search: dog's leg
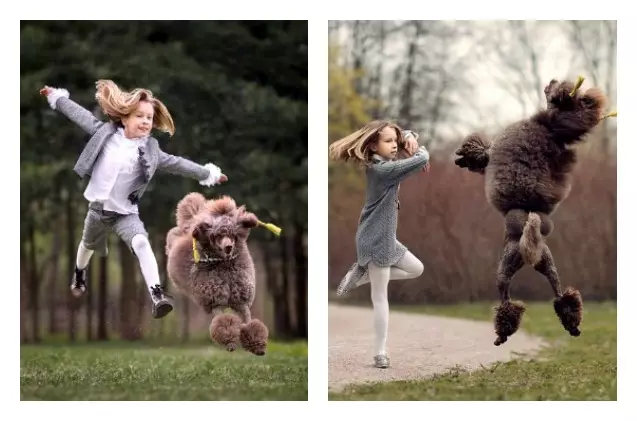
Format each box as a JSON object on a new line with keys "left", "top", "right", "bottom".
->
{"left": 235, "top": 304, "right": 269, "bottom": 356}
{"left": 496, "top": 239, "right": 524, "bottom": 303}
{"left": 232, "top": 304, "right": 252, "bottom": 323}
{"left": 201, "top": 299, "right": 215, "bottom": 315}
{"left": 209, "top": 310, "right": 242, "bottom": 352}
{"left": 533, "top": 243, "right": 583, "bottom": 337}
{"left": 493, "top": 238, "right": 526, "bottom": 346}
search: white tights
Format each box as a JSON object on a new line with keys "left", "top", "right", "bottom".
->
{"left": 75, "top": 234, "right": 160, "bottom": 291}
{"left": 368, "top": 251, "right": 424, "bottom": 356}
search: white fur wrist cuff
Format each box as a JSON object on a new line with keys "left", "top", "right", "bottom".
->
{"left": 199, "top": 163, "right": 222, "bottom": 186}
{"left": 47, "top": 88, "right": 70, "bottom": 110}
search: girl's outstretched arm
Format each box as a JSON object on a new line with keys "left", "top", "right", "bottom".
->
{"left": 158, "top": 151, "right": 226, "bottom": 187}
{"left": 40, "top": 86, "right": 105, "bottom": 136}
{"left": 372, "top": 146, "right": 430, "bottom": 185}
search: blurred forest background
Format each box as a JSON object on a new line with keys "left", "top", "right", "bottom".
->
{"left": 328, "top": 20, "right": 616, "bottom": 304}
{"left": 21, "top": 21, "right": 308, "bottom": 344}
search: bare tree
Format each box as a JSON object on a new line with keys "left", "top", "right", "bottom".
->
{"left": 473, "top": 21, "right": 554, "bottom": 117}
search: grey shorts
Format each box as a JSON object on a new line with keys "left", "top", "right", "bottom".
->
{"left": 81, "top": 202, "right": 148, "bottom": 256}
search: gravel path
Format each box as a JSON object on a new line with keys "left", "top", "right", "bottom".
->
{"left": 328, "top": 303, "right": 546, "bottom": 392}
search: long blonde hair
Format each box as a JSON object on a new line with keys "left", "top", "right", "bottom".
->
{"left": 328, "top": 120, "right": 406, "bottom": 165}
{"left": 95, "top": 79, "right": 175, "bottom": 136}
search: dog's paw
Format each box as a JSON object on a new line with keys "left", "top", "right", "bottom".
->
{"left": 545, "top": 80, "right": 577, "bottom": 110}
{"left": 210, "top": 313, "right": 242, "bottom": 348}
{"left": 239, "top": 212, "right": 259, "bottom": 229}
{"left": 553, "top": 287, "right": 583, "bottom": 336}
{"left": 493, "top": 300, "right": 526, "bottom": 344}
{"left": 494, "top": 336, "right": 508, "bottom": 346}
{"left": 240, "top": 319, "right": 269, "bottom": 356}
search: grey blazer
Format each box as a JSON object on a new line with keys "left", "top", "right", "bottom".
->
{"left": 55, "top": 97, "right": 212, "bottom": 204}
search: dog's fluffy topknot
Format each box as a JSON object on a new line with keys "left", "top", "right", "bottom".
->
{"left": 206, "top": 195, "right": 237, "bottom": 216}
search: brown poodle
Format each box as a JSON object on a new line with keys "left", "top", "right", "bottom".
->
{"left": 454, "top": 78, "right": 611, "bottom": 346}
{"left": 165, "top": 192, "right": 269, "bottom": 355}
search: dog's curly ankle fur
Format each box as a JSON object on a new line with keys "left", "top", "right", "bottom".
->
{"left": 553, "top": 287, "right": 583, "bottom": 336}
{"left": 494, "top": 300, "right": 526, "bottom": 346}
{"left": 210, "top": 313, "right": 242, "bottom": 351}
{"left": 166, "top": 192, "right": 269, "bottom": 355}
{"left": 240, "top": 319, "right": 269, "bottom": 355}
{"left": 455, "top": 78, "right": 607, "bottom": 344}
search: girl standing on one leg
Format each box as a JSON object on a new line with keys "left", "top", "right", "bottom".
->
{"left": 40, "top": 80, "right": 226, "bottom": 319}
{"left": 328, "top": 120, "right": 430, "bottom": 368}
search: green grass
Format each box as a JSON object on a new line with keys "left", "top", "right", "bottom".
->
{"left": 21, "top": 340, "right": 307, "bottom": 401}
{"left": 329, "top": 301, "right": 616, "bottom": 401}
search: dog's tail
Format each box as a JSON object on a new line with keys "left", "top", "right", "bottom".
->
{"left": 519, "top": 212, "right": 543, "bottom": 266}
{"left": 176, "top": 192, "right": 207, "bottom": 231}
{"left": 454, "top": 133, "right": 491, "bottom": 174}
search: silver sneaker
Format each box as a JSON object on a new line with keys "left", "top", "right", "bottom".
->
{"left": 336, "top": 264, "right": 365, "bottom": 296}
{"left": 374, "top": 354, "right": 390, "bottom": 369}
{"left": 355, "top": 271, "right": 370, "bottom": 287}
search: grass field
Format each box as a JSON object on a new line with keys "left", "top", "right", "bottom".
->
{"left": 21, "top": 340, "right": 307, "bottom": 401}
{"left": 329, "top": 301, "right": 616, "bottom": 401}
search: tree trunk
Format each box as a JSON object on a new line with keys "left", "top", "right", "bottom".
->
{"left": 48, "top": 225, "right": 62, "bottom": 335}
{"left": 180, "top": 295, "right": 190, "bottom": 343}
{"left": 21, "top": 245, "right": 29, "bottom": 344}
{"left": 372, "top": 21, "right": 386, "bottom": 119}
{"left": 279, "top": 225, "right": 294, "bottom": 331}
{"left": 97, "top": 255, "right": 109, "bottom": 341}
{"left": 86, "top": 260, "right": 94, "bottom": 341}
{"left": 399, "top": 21, "right": 421, "bottom": 128}
{"left": 66, "top": 190, "right": 78, "bottom": 342}
{"left": 158, "top": 233, "right": 168, "bottom": 338}
{"left": 28, "top": 224, "right": 40, "bottom": 343}
{"left": 264, "top": 241, "right": 291, "bottom": 338}
{"left": 351, "top": 20, "right": 364, "bottom": 94}
{"left": 603, "top": 20, "right": 616, "bottom": 154}
{"left": 293, "top": 222, "right": 307, "bottom": 339}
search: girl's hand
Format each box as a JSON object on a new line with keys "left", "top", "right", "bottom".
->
{"left": 218, "top": 174, "right": 228, "bottom": 184}
{"left": 40, "top": 86, "right": 70, "bottom": 111}
{"left": 404, "top": 131, "right": 419, "bottom": 156}
{"left": 422, "top": 162, "right": 430, "bottom": 173}
{"left": 39, "top": 86, "right": 54, "bottom": 97}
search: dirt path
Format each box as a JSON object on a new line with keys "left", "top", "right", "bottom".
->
{"left": 328, "top": 303, "right": 546, "bottom": 392}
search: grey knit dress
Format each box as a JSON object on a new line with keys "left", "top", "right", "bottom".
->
{"left": 337, "top": 146, "right": 430, "bottom": 294}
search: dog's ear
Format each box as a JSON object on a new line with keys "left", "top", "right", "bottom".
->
{"left": 238, "top": 211, "right": 258, "bottom": 229}
{"left": 544, "top": 79, "right": 558, "bottom": 96}
{"left": 192, "top": 222, "right": 212, "bottom": 243}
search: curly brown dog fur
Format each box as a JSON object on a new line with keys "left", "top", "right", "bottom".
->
{"left": 210, "top": 313, "right": 242, "bottom": 351}
{"left": 455, "top": 79, "right": 607, "bottom": 345}
{"left": 554, "top": 287, "right": 583, "bottom": 336}
{"left": 493, "top": 300, "right": 526, "bottom": 346}
{"left": 166, "top": 192, "right": 269, "bottom": 355}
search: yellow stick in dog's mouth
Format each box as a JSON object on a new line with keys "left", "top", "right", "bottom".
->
{"left": 569, "top": 75, "right": 585, "bottom": 97}
{"left": 192, "top": 238, "right": 201, "bottom": 263}
{"left": 258, "top": 220, "right": 282, "bottom": 236}
{"left": 600, "top": 110, "right": 617, "bottom": 121}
